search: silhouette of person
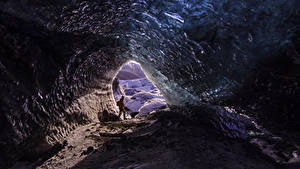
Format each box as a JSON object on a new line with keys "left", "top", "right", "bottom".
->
{"left": 117, "top": 95, "right": 126, "bottom": 120}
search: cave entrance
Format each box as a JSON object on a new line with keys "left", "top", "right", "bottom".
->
{"left": 112, "top": 61, "right": 167, "bottom": 119}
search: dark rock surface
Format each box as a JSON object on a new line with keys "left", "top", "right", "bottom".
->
{"left": 36, "top": 109, "right": 276, "bottom": 169}
{"left": 98, "top": 110, "right": 119, "bottom": 123}
{"left": 82, "top": 146, "right": 94, "bottom": 155}
{"left": 0, "top": 0, "right": 299, "bottom": 168}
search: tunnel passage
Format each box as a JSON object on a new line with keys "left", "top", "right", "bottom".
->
{"left": 113, "top": 61, "right": 167, "bottom": 119}
{"left": 0, "top": 0, "right": 300, "bottom": 168}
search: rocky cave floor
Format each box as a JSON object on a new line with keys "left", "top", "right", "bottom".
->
{"left": 13, "top": 109, "right": 299, "bottom": 169}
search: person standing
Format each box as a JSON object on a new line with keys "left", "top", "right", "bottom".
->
{"left": 117, "top": 95, "right": 126, "bottom": 120}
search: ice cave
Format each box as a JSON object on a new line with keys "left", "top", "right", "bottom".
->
{"left": 113, "top": 61, "right": 167, "bottom": 119}
{"left": 0, "top": 0, "right": 300, "bottom": 169}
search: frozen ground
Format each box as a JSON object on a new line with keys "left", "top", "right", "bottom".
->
{"left": 25, "top": 110, "right": 290, "bottom": 169}
{"left": 11, "top": 108, "right": 300, "bottom": 169}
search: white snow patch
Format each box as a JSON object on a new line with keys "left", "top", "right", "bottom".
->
{"left": 137, "top": 99, "right": 167, "bottom": 117}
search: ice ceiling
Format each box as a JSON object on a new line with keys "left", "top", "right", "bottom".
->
{"left": 0, "top": 0, "right": 299, "bottom": 167}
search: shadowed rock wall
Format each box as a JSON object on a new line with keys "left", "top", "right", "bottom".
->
{"left": 0, "top": 0, "right": 299, "bottom": 167}
{"left": 0, "top": 3, "right": 130, "bottom": 165}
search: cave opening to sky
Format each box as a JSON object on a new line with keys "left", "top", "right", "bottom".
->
{"left": 112, "top": 61, "right": 167, "bottom": 119}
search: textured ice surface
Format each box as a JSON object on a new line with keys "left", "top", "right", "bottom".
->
{"left": 117, "top": 83, "right": 166, "bottom": 115}
{"left": 94, "top": 0, "right": 296, "bottom": 108}
{"left": 137, "top": 99, "right": 167, "bottom": 117}
{"left": 117, "top": 61, "right": 146, "bottom": 80}
{"left": 120, "top": 78, "right": 155, "bottom": 92}
{"left": 0, "top": 0, "right": 299, "bottom": 166}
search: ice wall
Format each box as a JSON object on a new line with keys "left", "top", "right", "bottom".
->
{"left": 0, "top": 0, "right": 299, "bottom": 167}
